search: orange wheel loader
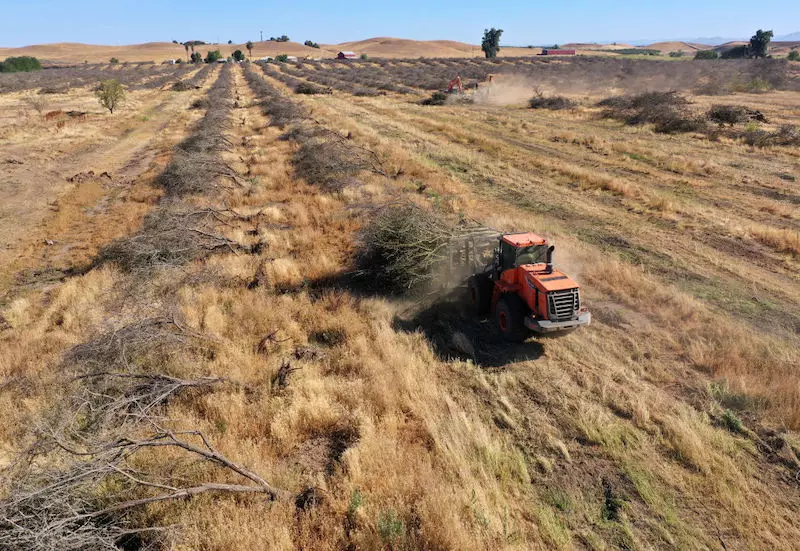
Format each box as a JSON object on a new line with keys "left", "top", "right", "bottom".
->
{"left": 447, "top": 230, "right": 590, "bottom": 342}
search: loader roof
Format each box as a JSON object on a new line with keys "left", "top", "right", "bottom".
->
{"left": 502, "top": 232, "right": 548, "bottom": 247}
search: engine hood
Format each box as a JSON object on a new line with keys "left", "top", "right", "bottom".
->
{"left": 521, "top": 264, "right": 580, "bottom": 291}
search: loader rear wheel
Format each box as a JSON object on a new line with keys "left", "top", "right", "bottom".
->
{"left": 467, "top": 275, "right": 493, "bottom": 316}
{"left": 495, "top": 294, "right": 530, "bottom": 343}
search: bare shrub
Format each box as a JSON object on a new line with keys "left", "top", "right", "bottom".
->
{"left": 64, "top": 316, "right": 208, "bottom": 374}
{"left": 742, "top": 124, "right": 800, "bottom": 147}
{"left": 599, "top": 91, "right": 706, "bottom": 134}
{"left": 171, "top": 80, "right": 191, "bottom": 91}
{"left": 190, "top": 97, "right": 209, "bottom": 110}
{"left": 0, "top": 326, "right": 287, "bottom": 551}
{"left": 291, "top": 124, "right": 387, "bottom": 191}
{"left": 597, "top": 91, "right": 689, "bottom": 111}
{"left": 37, "top": 86, "right": 64, "bottom": 95}
{"left": 353, "top": 87, "right": 381, "bottom": 97}
{"left": 245, "top": 64, "right": 308, "bottom": 127}
{"left": 357, "top": 202, "right": 456, "bottom": 293}
{"left": 96, "top": 206, "right": 244, "bottom": 273}
{"left": 529, "top": 94, "right": 576, "bottom": 110}
{"left": 21, "top": 93, "right": 48, "bottom": 115}
{"left": 421, "top": 91, "right": 448, "bottom": 105}
{"left": 264, "top": 96, "right": 308, "bottom": 127}
{"left": 0, "top": 308, "right": 291, "bottom": 551}
{"left": 158, "top": 150, "right": 241, "bottom": 196}
{"left": 707, "top": 104, "right": 767, "bottom": 126}
{"left": 295, "top": 82, "right": 332, "bottom": 95}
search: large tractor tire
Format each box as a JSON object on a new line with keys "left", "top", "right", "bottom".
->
{"left": 467, "top": 275, "right": 493, "bottom": 316}
{"left": 495, "top": 294, "right": 530, "bottom": 343}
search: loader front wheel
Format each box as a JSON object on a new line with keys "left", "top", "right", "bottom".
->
{"left": 468, "top": 275, "right": 493, "bottom": 316}
{"left": 495, "top": 295, "right": 529, "bottom": 343}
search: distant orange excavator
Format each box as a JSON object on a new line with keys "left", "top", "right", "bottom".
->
{"left": 447, "top": 75, "right": 464, "bottom": 94}
{"left": 446, "top": 74, "right": 503, "bottom": 96}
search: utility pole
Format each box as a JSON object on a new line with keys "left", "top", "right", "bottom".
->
{"left": 260, "top": 30, "right": 263, "bottom": 42}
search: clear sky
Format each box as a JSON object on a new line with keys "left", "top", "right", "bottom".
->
{"left": 1, "top": 0, "right": 797, "bottom": 47}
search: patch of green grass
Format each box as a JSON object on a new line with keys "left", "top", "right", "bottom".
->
{"left": 622, "top": 463, "right": 698, "bottom": 548}
{"left": 469, "top": 489, "right": 491, "bottom": 529}
{"left": 544, "top": 487, "right": 574, "bottom": 512}
{"left": 535, "top": 505, "right": 572, "bottom": 548}
{"left": 377, "top": 509, "right": 405, "bottom": 547}
{"left": 720, "top": 409, "right": 745, "bottom": 434}
{"left": 475, "top": 444, "right": 531, "bottom": 486}
{"left": 348, "top": 488, "right": 363, "bottom": 517}
{"left": 709, "top": 380, "right": 767, "bottom": 411}
{"left": 623, "top": 152, "right": 650, "bottom": 163}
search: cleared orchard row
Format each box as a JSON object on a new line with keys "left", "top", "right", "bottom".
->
{"left": 0, "top": 62, "right": 196, "bottom": 93}
{"left": 266, "top": 56, "right": 800, "bottom": 96}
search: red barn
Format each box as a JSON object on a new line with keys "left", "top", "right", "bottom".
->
{"left": 539, "top": 49, "right": 576, "bottom": 56}
{"left": 337, "top": 51, "right": 358, "bottom": 59}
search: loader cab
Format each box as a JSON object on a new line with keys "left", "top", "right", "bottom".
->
{"left": 498, "top": 233, "right": 553, "bottom": 273}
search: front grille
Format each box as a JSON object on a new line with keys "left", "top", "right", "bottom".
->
{"left": 548, "top": 288, "right": 580, "bottom": 321}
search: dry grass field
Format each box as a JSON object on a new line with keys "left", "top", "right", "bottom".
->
{"left": 0, "top": 57, "right": 798, "bottom": 551}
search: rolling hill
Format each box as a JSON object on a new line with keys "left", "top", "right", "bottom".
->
{"left": 0, "top": 36, "right": 797, "bottom": 65}
{"left": 0, "top": 41, "right": 337, "bottom": 65}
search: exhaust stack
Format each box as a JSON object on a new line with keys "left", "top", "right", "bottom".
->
{"left": 546, "top": 245, "right": 555, "bottom": 274}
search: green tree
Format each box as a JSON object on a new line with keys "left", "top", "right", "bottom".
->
{"left": 749, "top": 29, "right": 773, "bottom": 58}
{"left": 277, "top": 35, "right": 290, "bottom": 42}
{"left": 274, "top": 54, "right": 289, "bottom": 62}
{"left": 183, "top": 42, "right": 189, "bottom": 61}
{"left": 481, "top": 28, "right": 503, "bottom": 59}
{"left": 694, "top": 50, "right": 719, "bottom": 60}
{"left": 190, "top": 52, "right": 203, "bottom": 63}
{"left": 109, "top": 57, "right": 119, "bottom": 64}
{"left": 95, "top": 79, "right": 125, "bottom": 114}
{"left": 360, "top": 53, "right": 369, "bottom": 60}
{"left": 205, "top": 50, "right": 222, "bottom": 63}
{"left": 788, "top": 49, "right": 800, "bottom": 61}
{"left": 227, "top": 40, "right": 233, "bottom": 45}
{"left": 304, "top": 40, "right": 320, "bottom": 48}
{"left": 232, "top": 49, "right": 245, "bottom": 62}
{"left": 246, "top": 40, "right": 254, "bottom": 58}
{"left": 0, "top": 56, "right": 42, "bottom": 73}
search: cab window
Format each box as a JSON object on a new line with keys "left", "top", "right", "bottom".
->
{"left": 500, "top": 242, "right": 517, "bottom": 271}
{"left": 515, "top": 245, "right": 549, "bottom": 266}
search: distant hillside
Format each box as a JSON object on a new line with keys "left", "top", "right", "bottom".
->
{"left": 325, "top": 37, "right": 548, "bottom": 58}
{"left": 0, "top": 41, "right": 336, "bottom": 65}
{"left": 1, "top": 34, "right": 797, "bottom": 65}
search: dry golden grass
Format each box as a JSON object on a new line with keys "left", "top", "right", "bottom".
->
{"left": 0, "top": 63, "right": 798, "bottom": 551}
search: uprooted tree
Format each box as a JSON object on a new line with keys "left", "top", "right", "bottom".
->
{"left": 357, "top": 202, "right": 457, "bottom": 293}
{"left": 0, "top": 318, "right": 290, "bottom": 551}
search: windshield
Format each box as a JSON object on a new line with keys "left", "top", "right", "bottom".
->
{"left": 515, "top": 245, "right": 549, "bottom": 266}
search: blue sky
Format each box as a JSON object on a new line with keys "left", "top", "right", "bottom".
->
{"left": 1, "top": 0, "right": 797, "bottom": 47}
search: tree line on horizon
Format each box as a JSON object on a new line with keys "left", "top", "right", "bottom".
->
{"left": 479, "top": 28, "right": 786, "bottom": 60}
